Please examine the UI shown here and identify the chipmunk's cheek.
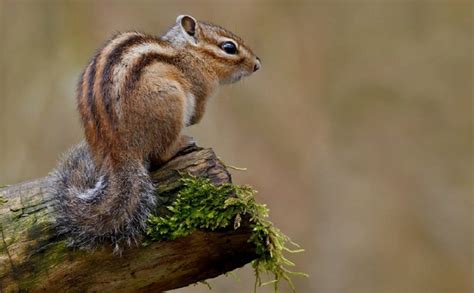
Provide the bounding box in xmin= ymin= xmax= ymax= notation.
xmin=229 ymin=73 xmax=241 ymax=83
xmin=219 ymin=71 xmax=239 ymax=84
xmin=228 ymin=71 xmax=246 ymax=83
xmin=243 ymin=66 xmax=254 ymax=77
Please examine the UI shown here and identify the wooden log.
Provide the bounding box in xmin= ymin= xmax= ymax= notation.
xmin=0 ymin=145 xmax=256 ymax=292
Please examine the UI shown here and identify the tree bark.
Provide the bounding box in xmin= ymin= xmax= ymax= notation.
xmin=0 ymin=145 xmax=256 ymax=292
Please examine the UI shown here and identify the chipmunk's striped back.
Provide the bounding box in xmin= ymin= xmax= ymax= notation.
xmin=52 ymin=15 xmax=261 ymax=253
xmin=77 ymin=32 xmax=174 ymax=163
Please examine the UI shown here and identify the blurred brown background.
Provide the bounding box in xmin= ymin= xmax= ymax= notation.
xmin=0 ymin=1 xmax=472 ymax=292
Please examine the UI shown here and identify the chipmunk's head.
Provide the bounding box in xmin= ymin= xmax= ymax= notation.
xmin=164 ymin=15 xmax=261 ymax=84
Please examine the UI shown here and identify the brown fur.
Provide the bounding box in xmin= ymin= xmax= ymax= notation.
xmin=52 ymin=15 xmax=261 ymax=253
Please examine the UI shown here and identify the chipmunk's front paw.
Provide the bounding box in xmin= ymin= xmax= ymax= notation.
xmin=175 ymin=135 xmax=200 ymax=156
xmin=180 ymin=135 xmax=197 ymax=149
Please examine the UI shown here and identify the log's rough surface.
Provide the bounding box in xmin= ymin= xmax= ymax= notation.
xmin=0 ymin=145 xmax=256 ymax=292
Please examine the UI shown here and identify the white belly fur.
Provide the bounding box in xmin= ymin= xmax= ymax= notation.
xmin=183 ymin=93 xmax=196 ymax=126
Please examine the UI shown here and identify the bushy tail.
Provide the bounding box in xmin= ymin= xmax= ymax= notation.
xmin=51 ymin=142 xmax=155 ymax=253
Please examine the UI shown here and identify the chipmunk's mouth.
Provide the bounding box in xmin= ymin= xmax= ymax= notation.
xmin=227 ymin=72 xmax=244 ymax=83
xmin=236 ymin=70 xmax=253 ymax=81
xmin=224 ymin=70 xmax=252 ymax=84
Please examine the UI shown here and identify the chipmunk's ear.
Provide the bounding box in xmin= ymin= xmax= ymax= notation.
xmin=177 ymin=15 xmax=198 ymax=44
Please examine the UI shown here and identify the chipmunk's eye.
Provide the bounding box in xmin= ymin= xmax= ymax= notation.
xmin=220 ymin=41 xmax=237 ymax=55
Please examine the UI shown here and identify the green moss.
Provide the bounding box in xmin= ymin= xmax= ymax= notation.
xmin=147 ymin=175 xmax=307 ymax=292
xmin=15 ymin=240 xmax=69 ymax=289
xmin=0 ymin=184 xmax=7 ymax=205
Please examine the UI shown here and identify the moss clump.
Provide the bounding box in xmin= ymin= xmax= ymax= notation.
xmin=0 ymin=185 xmax=8 ymax=208
xmin=147 ymin=176 xmax=307 ymax=292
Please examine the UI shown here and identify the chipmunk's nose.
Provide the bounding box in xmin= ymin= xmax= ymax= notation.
xmin=253 ymin=56 xmax=261 ymax=72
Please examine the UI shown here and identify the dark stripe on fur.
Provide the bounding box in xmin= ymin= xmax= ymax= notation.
xmin=76 ymin=70 xmax=87 ymax=126
xmin=124 ymin=51 xmax=209 ymax=102
xmin=87 ymin=53 xmax=101 ymax=138
xmin=199 ymin=47 xmax=246 ymax=66
xmin=100 ymin=34 xmax=157 ymax=130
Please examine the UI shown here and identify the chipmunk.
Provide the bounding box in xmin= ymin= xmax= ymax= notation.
xmin=51 ymin=15 xmax=260 ymax=253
